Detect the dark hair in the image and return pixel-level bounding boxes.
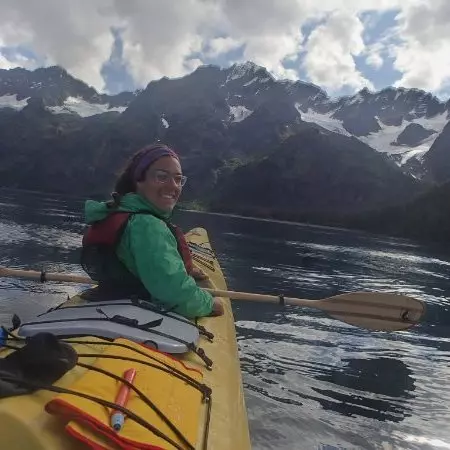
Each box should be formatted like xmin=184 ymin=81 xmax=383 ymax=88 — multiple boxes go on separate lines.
xmin=106 ymin=143 xmax=176 ymax=209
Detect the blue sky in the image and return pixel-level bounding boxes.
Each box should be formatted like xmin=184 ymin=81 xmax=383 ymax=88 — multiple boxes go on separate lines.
xmin=97 ymin=10 xmax=407 ymax=96
xmin=0 ymin=1 xmax=449 ymax=100
xmin=355 ymin=10 xmax=403 ymax=93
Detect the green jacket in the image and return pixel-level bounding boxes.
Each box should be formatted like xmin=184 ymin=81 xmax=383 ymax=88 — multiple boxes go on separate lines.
xmin=84 ymin=193 xmax=213 ymax=318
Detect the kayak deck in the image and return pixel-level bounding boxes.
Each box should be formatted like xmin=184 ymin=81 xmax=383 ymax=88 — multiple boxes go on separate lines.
xmin=0 ymin=227 xmax=251 ymax=450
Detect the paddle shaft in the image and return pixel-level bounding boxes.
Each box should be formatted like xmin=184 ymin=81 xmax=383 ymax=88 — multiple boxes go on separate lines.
xmin=0 ymin=267 xmax=303 ymax=303
xmin=0 ymin=267 xmax=92 ymax=284
xmin=205 ymin=288 xmax=427 ymax=315
xmin=206 ymin=288 xmax=304 ymax=306
xmin=0 ymin=266 xmax=421 ymax=310
xmin=0 ymin=266 xmax=425 ymax=331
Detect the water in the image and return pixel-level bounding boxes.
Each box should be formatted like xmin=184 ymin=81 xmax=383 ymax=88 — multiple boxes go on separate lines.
xmin=1 ymin=188 xmax=450 ymax=450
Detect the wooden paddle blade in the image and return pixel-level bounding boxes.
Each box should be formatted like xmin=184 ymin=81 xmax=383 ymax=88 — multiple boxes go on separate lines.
xmin=313 ymin=292 xmax=425 ymax=332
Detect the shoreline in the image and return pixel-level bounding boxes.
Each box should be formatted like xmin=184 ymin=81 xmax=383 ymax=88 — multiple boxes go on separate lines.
xmin=2 ymin=187 xmax=445 ymax=245
xmin=178 ymin=208 xmax=379 ymax=235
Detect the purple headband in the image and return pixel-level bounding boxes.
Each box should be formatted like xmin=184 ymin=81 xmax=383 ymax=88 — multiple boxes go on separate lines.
xmin=133 ymin=146 xmax=179 ymax=181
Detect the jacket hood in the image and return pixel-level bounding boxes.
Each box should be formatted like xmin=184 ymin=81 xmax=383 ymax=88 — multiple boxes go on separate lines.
xmin=84 ymin=193 xmax=172 ymax=224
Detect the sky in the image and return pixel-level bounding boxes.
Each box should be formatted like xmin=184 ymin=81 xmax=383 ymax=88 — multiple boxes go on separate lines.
xmin=0 ymin=0 xmax=449 ymax=99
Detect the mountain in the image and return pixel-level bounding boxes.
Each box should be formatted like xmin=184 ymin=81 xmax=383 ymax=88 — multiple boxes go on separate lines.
xmin=209 ymin=127 xmax=421 ymax=219
xmin=295 ymin=87 xmax=450 ymax=180
xmin=4 ymin=61 xmax=446 ymax=180
xmin=423 ymin=120 xmax=450 ymax=184
xmin=0 ymin=62 xmax=449 ymax=242
xmin=345 ymin=180 xmax=450 ymax=242
xmin=116 ymin=62 xmax=450 ymax=179
xmin=0 ymin=65 xmax=136 ymax=116
xmin=1 ymin=63 xmax=449 ymax=176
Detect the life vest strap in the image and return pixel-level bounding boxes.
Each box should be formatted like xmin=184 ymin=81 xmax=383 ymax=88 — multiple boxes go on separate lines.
xmin=37 ymin=299 xmax=215 ymax=341
xmin=18 ymin=315 xmax=213 ymax=369
xmin=81 ymin=210 xmax=195 ymax=279
xmin=1 ymin=334 xmax=213 ymax=450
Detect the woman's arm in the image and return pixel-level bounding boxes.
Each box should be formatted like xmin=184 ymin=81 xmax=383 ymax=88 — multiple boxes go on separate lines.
xmin=120 ymin=215 xmax=214 ymax=318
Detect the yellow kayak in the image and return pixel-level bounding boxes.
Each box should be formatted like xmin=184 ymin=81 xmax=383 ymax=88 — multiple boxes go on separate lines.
xmin=0 ymin=227 xmax=252 ymax=450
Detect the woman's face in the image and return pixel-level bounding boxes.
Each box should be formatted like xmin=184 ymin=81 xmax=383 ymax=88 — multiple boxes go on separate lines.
xmin=136 ymin=156 xmax=185 ymax=212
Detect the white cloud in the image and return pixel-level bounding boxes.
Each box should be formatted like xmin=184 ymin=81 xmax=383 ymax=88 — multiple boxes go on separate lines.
xmin=0 ymin=36 xmax=14 ymax=69
xmin=206 ymin=36 xmax=241 ymax=58
xmin=365 ymin=42 xmax=385 ymax=69
xmin=112 ymin=0 xmax=217 ymax=86
xmin=240 ymin=34 xmax=303 ymax=79
xmin=0 ymin=0 xmax=117 ymax=90
xmin=0 ymin=0 xmax=309 ymax=89
xmin=0 ymin=0 xmax=448 ymax=97
xmin=0 ymin=35 xmax=31 ymax=70
xmin=184 ymin=58 xmax=204 ymax=73
xmin=366 ymin=52 xmax=384 ymax=70
xmin=219 ymin=0 xmax=306 ymax=79
xmin=0 ymin=54 xmax=14 ymax=70
xmin=391 ymin=0 xmax=450 ymax=92
xmin=303 ymin=11 xmax=374 ymax=92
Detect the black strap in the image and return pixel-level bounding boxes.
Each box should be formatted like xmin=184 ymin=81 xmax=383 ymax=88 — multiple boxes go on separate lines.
xmin=1 ymin=334 xmax=212 ymax=450
xmin=3 ymin=327 xmax=209 ymax=396
xmin=188 ymin=242 xmax=217 ymax=259
xmin=40 ymin=270 xmax=46 ymax=283
xmin=19 ymin=315 xmax=213 ymax=369
xmin=95 ymin=308 xmax=163 ymax=330
xmin=130 ymin=299 xmax=214 ymax=341
xmin=191 ymin=253 xmax=215 ymax=272
xmin=39 ymin=300 xmax=214 ymax=342
xmin=21 ymin=315 xmax=162 ymax=333
xmin=279 ymin=294 xmax=285 ymax=306
xmin=0 ymin=357 xmax=193 ymax=450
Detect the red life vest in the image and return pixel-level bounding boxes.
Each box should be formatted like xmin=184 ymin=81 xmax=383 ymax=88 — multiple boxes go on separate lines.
xmin=81 ymin=211 xmax=194 ymax=289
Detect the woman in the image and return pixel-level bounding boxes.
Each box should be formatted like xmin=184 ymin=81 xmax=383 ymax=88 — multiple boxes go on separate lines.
xmin=81 ymin=143 xmax=223 ymax=319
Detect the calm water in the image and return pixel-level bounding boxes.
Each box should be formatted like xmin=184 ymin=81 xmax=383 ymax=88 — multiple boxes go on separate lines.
xmin=1 ymin=189 xmax=450 ymax=450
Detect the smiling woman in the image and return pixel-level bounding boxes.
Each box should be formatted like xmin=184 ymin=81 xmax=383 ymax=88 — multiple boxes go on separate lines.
xmin=80 ymin=143 xmax=224 ymax=318
xmin=134 ymin=148 xmax=187 ymax=212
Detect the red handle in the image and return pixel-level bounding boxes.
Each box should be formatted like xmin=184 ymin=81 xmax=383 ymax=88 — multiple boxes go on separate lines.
xmin=113 ymin=368 xmax=137 ymax=408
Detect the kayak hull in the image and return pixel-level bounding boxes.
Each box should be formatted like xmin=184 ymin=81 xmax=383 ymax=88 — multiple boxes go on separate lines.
xmin=0 ymin=227 xmax=252 ymax=450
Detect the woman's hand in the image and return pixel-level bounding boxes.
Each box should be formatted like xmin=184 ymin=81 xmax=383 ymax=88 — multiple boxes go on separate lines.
xmin=209 ymin=298 xmax=224 ymax=316
xmin=190 ymin=267 xmax=209 ymax=281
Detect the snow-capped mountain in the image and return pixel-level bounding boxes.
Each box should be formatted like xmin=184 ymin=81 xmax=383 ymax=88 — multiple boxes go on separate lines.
xmin=212 ymin=62 xmax=450 ymax=177
xmin=296 ymin=87 xmax=450 ymax=175
xmin=0 ymin=65 xmax=136 ymax=117
xmin=0 ymin=61 xmax=448 ymax=241
xmin=0 ymin=61 xmax=449 ymax=180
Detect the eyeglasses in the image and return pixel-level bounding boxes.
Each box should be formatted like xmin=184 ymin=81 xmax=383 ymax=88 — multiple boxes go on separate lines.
xmin=149 ymin=169 xmax=187 ymax=187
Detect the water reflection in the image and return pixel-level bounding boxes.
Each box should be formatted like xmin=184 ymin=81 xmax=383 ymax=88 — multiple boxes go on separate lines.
xmin=312 ymin=357 xmax=415 ymax=422
xmin=2 ymin=190 xmax=450 ymax=450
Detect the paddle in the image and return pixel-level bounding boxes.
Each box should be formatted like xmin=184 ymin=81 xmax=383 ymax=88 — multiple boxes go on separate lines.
xmin=0 ymin=266 xmax=425 ymax=332
xmin=206 ymin=288 xmax=424 ymax=332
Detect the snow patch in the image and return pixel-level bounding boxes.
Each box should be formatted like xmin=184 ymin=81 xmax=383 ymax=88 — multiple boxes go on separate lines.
xmin=400 ymin=146 xmax=429 ymax=165
xmin=161 ymin=117 xmax=169 ymax=128
xmin=394 ymin=90 xmax=402 ymax=101
xmin=345 ymin=93 xmax=364 ymax=106
xmin=226 ymin=62 xmax=258 ymax=82
xmin=48 ymin=96 xmax=127 ymax=117
xmin=296 ymin=104 xmax=352 ymax=137
xmin=0 ymin=94 xmax=29 ymax=110
xmin=229 ymin=105 xmax=253 ymax=122
xmin=413 ymin=112 xmax=449 ymax=129
xmin=241 ymin=76 xmax=272 ymax=87
xmin=358 ymin=111 xmax=449 ymax=164
xmin=243 ymin=77 xmax=258 ymax=87
xmin=299 ymin=100 xmax=449 ymax=167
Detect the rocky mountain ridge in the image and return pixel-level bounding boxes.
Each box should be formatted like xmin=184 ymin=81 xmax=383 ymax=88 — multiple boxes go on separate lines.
xmin=0 ymin=62 xmax=449 ymax=242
